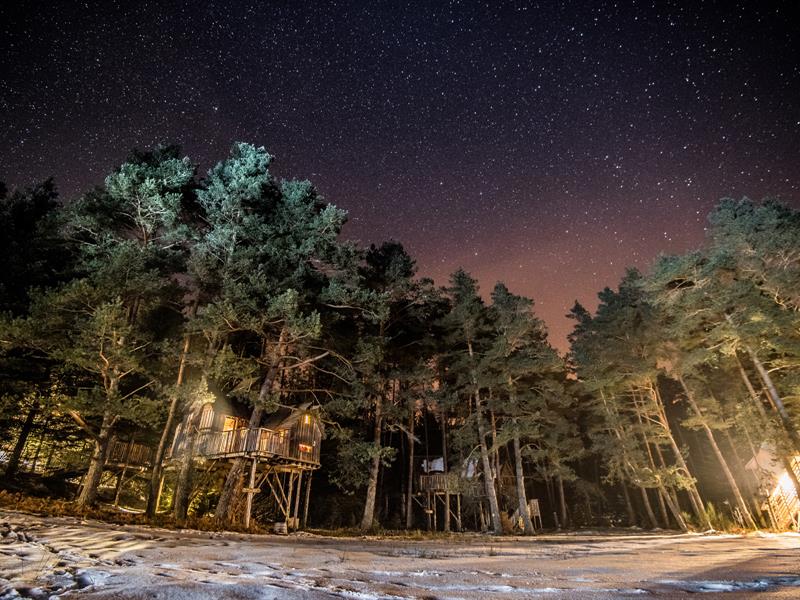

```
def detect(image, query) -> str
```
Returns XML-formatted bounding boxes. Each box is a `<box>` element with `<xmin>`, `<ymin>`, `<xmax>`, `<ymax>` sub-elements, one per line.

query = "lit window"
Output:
<box><xmin>223</xmin><ymin>416</ymin><xmax>245</xmax><ymax>431</ymax></box>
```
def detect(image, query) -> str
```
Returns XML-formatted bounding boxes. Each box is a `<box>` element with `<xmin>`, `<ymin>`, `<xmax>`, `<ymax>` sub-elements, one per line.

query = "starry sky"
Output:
<box><xmin>2</xmin><ymin>1</ymin><xmax>799</xmax><ymax>351</ymax></box>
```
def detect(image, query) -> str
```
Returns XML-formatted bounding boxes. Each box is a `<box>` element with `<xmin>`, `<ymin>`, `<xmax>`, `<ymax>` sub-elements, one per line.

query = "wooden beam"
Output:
<box><xmin>243</xmin><ymin>457</ymin><xmax>258</xmax><ymax>530</ymax></box>
<box><xmin>286</xmin><ymin>472</ymin><xmax>295</xmax><ymax>526</ymax></box>
<box><xmin>292</xmin><ymin>471</ymin><xmax>303</xmax><ymax>530</ymax></box>
<box><xmin>264</xmin><ymin>468</ymin><xmax>290</xmax><ymax>519</ymax></box>
<box><xmin>302</xmin><ymin>472</ymin><xmax>313</xmax><ymax>529</ymax></box>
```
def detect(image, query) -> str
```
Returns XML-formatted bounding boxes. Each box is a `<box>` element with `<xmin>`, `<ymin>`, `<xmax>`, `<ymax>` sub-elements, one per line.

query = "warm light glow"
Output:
<box><xmin>223</xmin><ymin>416</ymin><xmax>246</xmax><ymax>431</ymax></box>
<box><xmin>776</xmin><ymin>470</ymin><xmax>799</xmax><ymax>500</ymax></box>
<box><xmin>299</xmin><ymin>443</ymin><xmax>312</xmax><ymax>453</ymax></box>
<box><xmin>304</xmin><ymin>414</ymin><xmax>311</xmax><ymax>424</ymax></box>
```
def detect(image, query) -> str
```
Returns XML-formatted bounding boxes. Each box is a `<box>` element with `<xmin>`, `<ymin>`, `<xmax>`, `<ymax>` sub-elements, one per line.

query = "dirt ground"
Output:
<box><xmin>1</xmin><ymin>509</ymin><xmax>798</xmax><ymax>599</ymax></box>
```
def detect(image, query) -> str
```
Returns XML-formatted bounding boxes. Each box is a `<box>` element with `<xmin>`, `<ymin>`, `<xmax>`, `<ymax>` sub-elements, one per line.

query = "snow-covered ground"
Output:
<box><xmin>1</xmin><ymin>510</ymin><xmax>798</xmax><ymax>599</ymax></box>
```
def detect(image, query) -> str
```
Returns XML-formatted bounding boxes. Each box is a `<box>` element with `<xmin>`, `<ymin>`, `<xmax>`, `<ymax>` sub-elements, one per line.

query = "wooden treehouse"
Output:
<box><xmin>417</xmin><ymin>469</ymin><xmax>464</xmax><ymax>531</ymax></box>
<box><xmin>414</xmin><ymin>457</ymin><xmax>543</xmax><ymax>533</ymax></box>
<box><xmin>72</xmin><ymin>437</ymin><xmax>155</xmax><ymax>507</ymax></box>
<box><xmin>746</xmin><ymin>445</ymin><xmax>800</xmax><ymax>531</ymax></box>
<box><xmin>107</xmin><ymin>438</ymin><xmax>154</xmax><ymax>469</ymax></box>
<box><xmin>167</xmin><ymin>400</ymin><xmax>322</xmax><ymax>530</ymax></box>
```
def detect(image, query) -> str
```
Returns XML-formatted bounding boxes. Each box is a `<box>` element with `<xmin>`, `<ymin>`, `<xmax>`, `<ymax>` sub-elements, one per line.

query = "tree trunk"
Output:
<box><xmin>512</xmin><ymin>428</ymin><xmax>535</xmax><ymax>534</ymax></box>
<box><xmin>544</xmin><ymin>470</ymin><xmax>555</xmax><ymax>509</ymax></box>
<box><xmin>600</xmin><ymin>389</ymin><xmax>658</xmax><ymax>529</ymax></box>
<box><xmin>651</xmin><ymin>434</ymin><xmax>688</xmax><ymax>531</ymax></box>
<box><xmin>216</xmin><ymin>462</ymin><xmax>247</xmax><ymax>527</ymax></box>
<box><xmin>215</xmin><ymin>384</ymin><xmax>271</xmax><ymax>527</ymax></box>
<box><xmin>727</xmin><ymin>314</ymin><xmax>800</xmax><ymax>451</ymax></box>
<box><xmin>639</xmin><ymin>486</ymin><xmax>658</xmax><ymax>529</ymax></box>
<box><xmin>466</xmin><ymin>340</ymin><xmax>502</xmax><ymax>535</ymax></box>
<box><xmin>5</xmin><ymin>400</ymin><xmax>38</xmax><ymax>478</ymax></box>
<box><xmin>490</xmin><ymin>408</ymin><xmax>501</xmax><ymax>492</ymax></box>
<box><xmin>649</xmin><ymin>382</ymin><xmax>710</xmax><ymax>529</ymax></box>
<box><xmin>360</xmin><ymin>393</ymin><xmax>383</xmax><ymax>531</ymax></box>
<box><xmin>632</xmin><ymin>394</ymin><xmax>668</xmax><ymax>528</ymax></box>
<box><xmin>476</xmin><ymin>391</ymin><xmax>503</xmax><ymax>534</ymax></box>
<box><xmin>76</xmin><ymin>411</ymin><xmax>115</xmax><ymax>507</ymax></box>
<box><xmin>651</xmin><ymin>432</ymin><xmax>682</xmax><ymax>514</ymax></box>
<box><xmin>736</xmin><ymin>355</ymin><xmax>769</xmax><ymax>421</ymax></box>
<box><xmin>146</xmin><ymin>331</ymin><xmax>192</xmax><ymax>518</ymax></box>
<box><xmin>441</xmin><ymin>403</ymin><xmax>450</xmax><ymax>533</ymax></box>
<box><xmin>654</xmin><ymin>486</ymin><xmax>669</xmax><ymax>527</ymax></box>
<box><xmin>678</xmin><ymin>375</ymin><xmax>758</xmax><ymax>529</ymax></box>
<box><xmin>748</xmin><ymin>350</ymin><xmax>796</xmax><ymax>436</ymax></box>
<box><xmin>405</xmin><ymin>402</ymin><xmax>415</xmax><ymax>529</ymax></box>
<box><xmin>215</xmin><ymin>329</ymin><xmax>287</xmax><ymax>528</ymax></box>
<box><xmin>173</xmin><ymin>409</ymin><xmax>199</xmax><ymax>524</ymax></box>
<box><xmin>622</xmin><ymin>484</ymin><xmax>636</xmax><ymax>526</ymax></box>
<box><xmin>660</xmin><ymin>485</ymin><xmax>689</xmax><ymax>531</ymax></box>
<box><xmin>174</xmin><ymin>334</ymin><xmax>222</xmax><ymax>524</ymax></box>
<box><xmin>557</xmin><ymin>472</ymin><xmax>568</xmax><ymax>528</ymax></box>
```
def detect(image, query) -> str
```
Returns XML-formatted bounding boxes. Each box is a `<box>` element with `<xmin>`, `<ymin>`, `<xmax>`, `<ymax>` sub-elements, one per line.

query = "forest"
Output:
<box><xmin>1</xmin><ymin>142</ymin><xmax>799</xmax><ymax>535</ymax></box>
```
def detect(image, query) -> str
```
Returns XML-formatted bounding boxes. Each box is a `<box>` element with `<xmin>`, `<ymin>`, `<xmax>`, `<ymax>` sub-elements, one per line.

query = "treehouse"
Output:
<box><xmin>167</xmin><ymin>399</ymin><xmax>322</xmax><ymax>466</ymax></box>
<box><xmin>166</xmin><ymin>398</ymin><xmax>323</xmax><ymax>530</ymax></box>
<box><xmin>413</xmin><ymin>456</ymin><xmax>474</xmax><ymax>532</ymax></box>
<box><xmin>746</xmin><ymin>444</ymin><xmax>800</xmax><ymax>531</ymax></box>
<box><xmin>107</xmin><ymin>438</ymin><xmax>153</xmax><ymax>469</ymax></box>
<box><xmin>418</xmin><ymin>469</ymin><xmax>463</xmax><ymax>531</ymax></box>
<box><xmin>69</xmin><ymin>436</ymin><xmax>156</xmax><ymax>508</ymax></box>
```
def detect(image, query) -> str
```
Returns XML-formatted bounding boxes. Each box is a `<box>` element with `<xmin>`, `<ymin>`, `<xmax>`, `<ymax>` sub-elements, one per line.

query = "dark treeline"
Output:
<box><xmin>1</xmin><ymin>143</ymin><xmax>798</xmax><ymax>533</ymax></box>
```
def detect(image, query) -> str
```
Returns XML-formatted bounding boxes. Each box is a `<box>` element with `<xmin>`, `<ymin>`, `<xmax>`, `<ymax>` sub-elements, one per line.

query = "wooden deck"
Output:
<box><xmin>188</xmin><ymin>427</ymin><xmax>320</xmax><ymax>468</ymax></box>
<box><xmin>107</xmin><ymin>439</ymin><xmax>153</xmax><ymax>468</ymax></box>
<box><xmin>419</xmin><ymin>472</ymin><xmax>461</xmax><ymax>493</ymax></box>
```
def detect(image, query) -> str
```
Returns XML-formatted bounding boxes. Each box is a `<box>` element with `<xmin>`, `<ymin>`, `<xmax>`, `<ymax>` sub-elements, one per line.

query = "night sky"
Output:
<box><xmin>2</xmin><ymin>1</ymin><xmax>799</xmax><ymax>351</ymax></box>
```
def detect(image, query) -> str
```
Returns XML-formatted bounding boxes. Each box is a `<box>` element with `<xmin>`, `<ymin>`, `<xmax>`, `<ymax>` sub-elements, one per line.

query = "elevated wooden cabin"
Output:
<box><xmin>168</xmin><ymin>401</ymin><xmax>321</xmax><ymax>467</ymax></box>
<box><xmin>746</xmin><ymin>444</ymin><xmax>800</xmax><ymax>531</ymax></box>
<box><xmin>166</xmin><ymin>398</ymin><xmax>323</xmax><ymax>530</ymax></box>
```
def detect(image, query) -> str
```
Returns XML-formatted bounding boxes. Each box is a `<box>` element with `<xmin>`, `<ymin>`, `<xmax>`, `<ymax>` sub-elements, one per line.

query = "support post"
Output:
<box><xmin>302</xmin><ymin>472</ymin><xmax>313</xmax><ymax>529</ymax></box>
<box><xmin>292</xmin><ymin>471</ymin><xmax>303</xmax><ymax>530</ymax></box>
<box><xmin>426</xmin><ymin>491</ymin><xmax>432</xmax><ymax>530</ymax></box>
<box><xmin>243</xmin><ymin>457</ymin><xmax>258</xmax><ymax>530</ymax></box>
<box><xmin>154</xmin><ymin>473</ymin><xmax>166</xmax><ymax>514</ymax></box>
<box><xmin>286</xmin><ymin>472</ymin><xmax>295</xmax><ymax>525</ymax></box>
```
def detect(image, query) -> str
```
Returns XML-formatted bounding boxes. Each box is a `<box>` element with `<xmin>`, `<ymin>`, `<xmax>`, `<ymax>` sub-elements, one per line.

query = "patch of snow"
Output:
<box><xmin>660</xmin><ymin>577</ymin><xmax>800</xmax><ymax>593</ymax></box>
<box><xmin>73</xmin><ymin>568</ymin><xmax>111</xmax><ymax>587</ymax></box>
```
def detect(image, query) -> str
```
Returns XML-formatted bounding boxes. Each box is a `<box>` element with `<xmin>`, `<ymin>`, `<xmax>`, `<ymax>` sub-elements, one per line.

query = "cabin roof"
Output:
<box><xmin>262</xmin><ymin>402</ymin><xmax>320</xmax><ymax>430</ymax></box>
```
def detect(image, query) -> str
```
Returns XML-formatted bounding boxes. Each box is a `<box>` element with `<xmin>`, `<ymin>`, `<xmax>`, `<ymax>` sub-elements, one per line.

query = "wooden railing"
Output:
<box><xmin>193</xmin><ymin>427</ymin><xmax>320</xmax><ymax>464</ymax></box>
<box><xmin>107</xmin><ymin>439</ymin><xmax>153</xmax><ymax>467</ymax></box>
<box><xmin>419</xmin><ymin>472</ymin><xmax>461</xmax><ymax>493</ymax></box>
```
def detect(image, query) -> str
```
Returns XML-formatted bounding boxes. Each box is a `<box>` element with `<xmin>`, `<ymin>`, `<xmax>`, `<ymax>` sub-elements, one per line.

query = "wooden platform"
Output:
<box><xmin>192</xmin><ymin>427</ymin><xmax>319</xmax><ymax>469</ymax></box>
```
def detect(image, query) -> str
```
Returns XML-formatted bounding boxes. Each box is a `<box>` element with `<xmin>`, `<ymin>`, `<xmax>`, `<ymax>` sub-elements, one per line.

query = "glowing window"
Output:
<box><xmin>223</xmin><ymin>416</ymin><xmax>245</xmax><ymax>431</ymax></box>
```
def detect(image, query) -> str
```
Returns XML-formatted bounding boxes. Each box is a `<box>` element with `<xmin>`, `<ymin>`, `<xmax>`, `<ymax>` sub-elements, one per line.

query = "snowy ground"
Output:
<box><xmin>1</xmin><ymin>510</ymin><xmax>799</xmax><ymax>599</ymax></box>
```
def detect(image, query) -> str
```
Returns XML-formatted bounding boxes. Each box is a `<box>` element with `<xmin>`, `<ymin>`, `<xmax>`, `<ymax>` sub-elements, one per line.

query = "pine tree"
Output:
<box><xmin>440</xmin><ymin>269</ymin><xmax>503</xmax><ymax>534</ymax></box>
<box><xmin>195</xmin><ymin>144</ymin><xmax>349</xmax><ymax>527</ymax></box>
<box><xmin>14</xmin><ymin>146</ymin><xmax>195</xmax><ymax>506</ymax></box>
<box><xmin>485</xmin><ymin>283</ymin><xmax>562</xmax><ymax>534</ymax></box>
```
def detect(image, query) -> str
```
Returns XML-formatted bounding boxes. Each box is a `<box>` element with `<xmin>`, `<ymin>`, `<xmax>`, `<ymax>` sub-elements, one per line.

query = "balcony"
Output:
<box><xmin>193</xmin><ymin>427</ymin><xmax>320</xmax><ymax>466</ymax></box>
<box><xmin>107</xmin><ymin>439</ymin><xmax>153</xmax><ymax>467</ymax></box>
